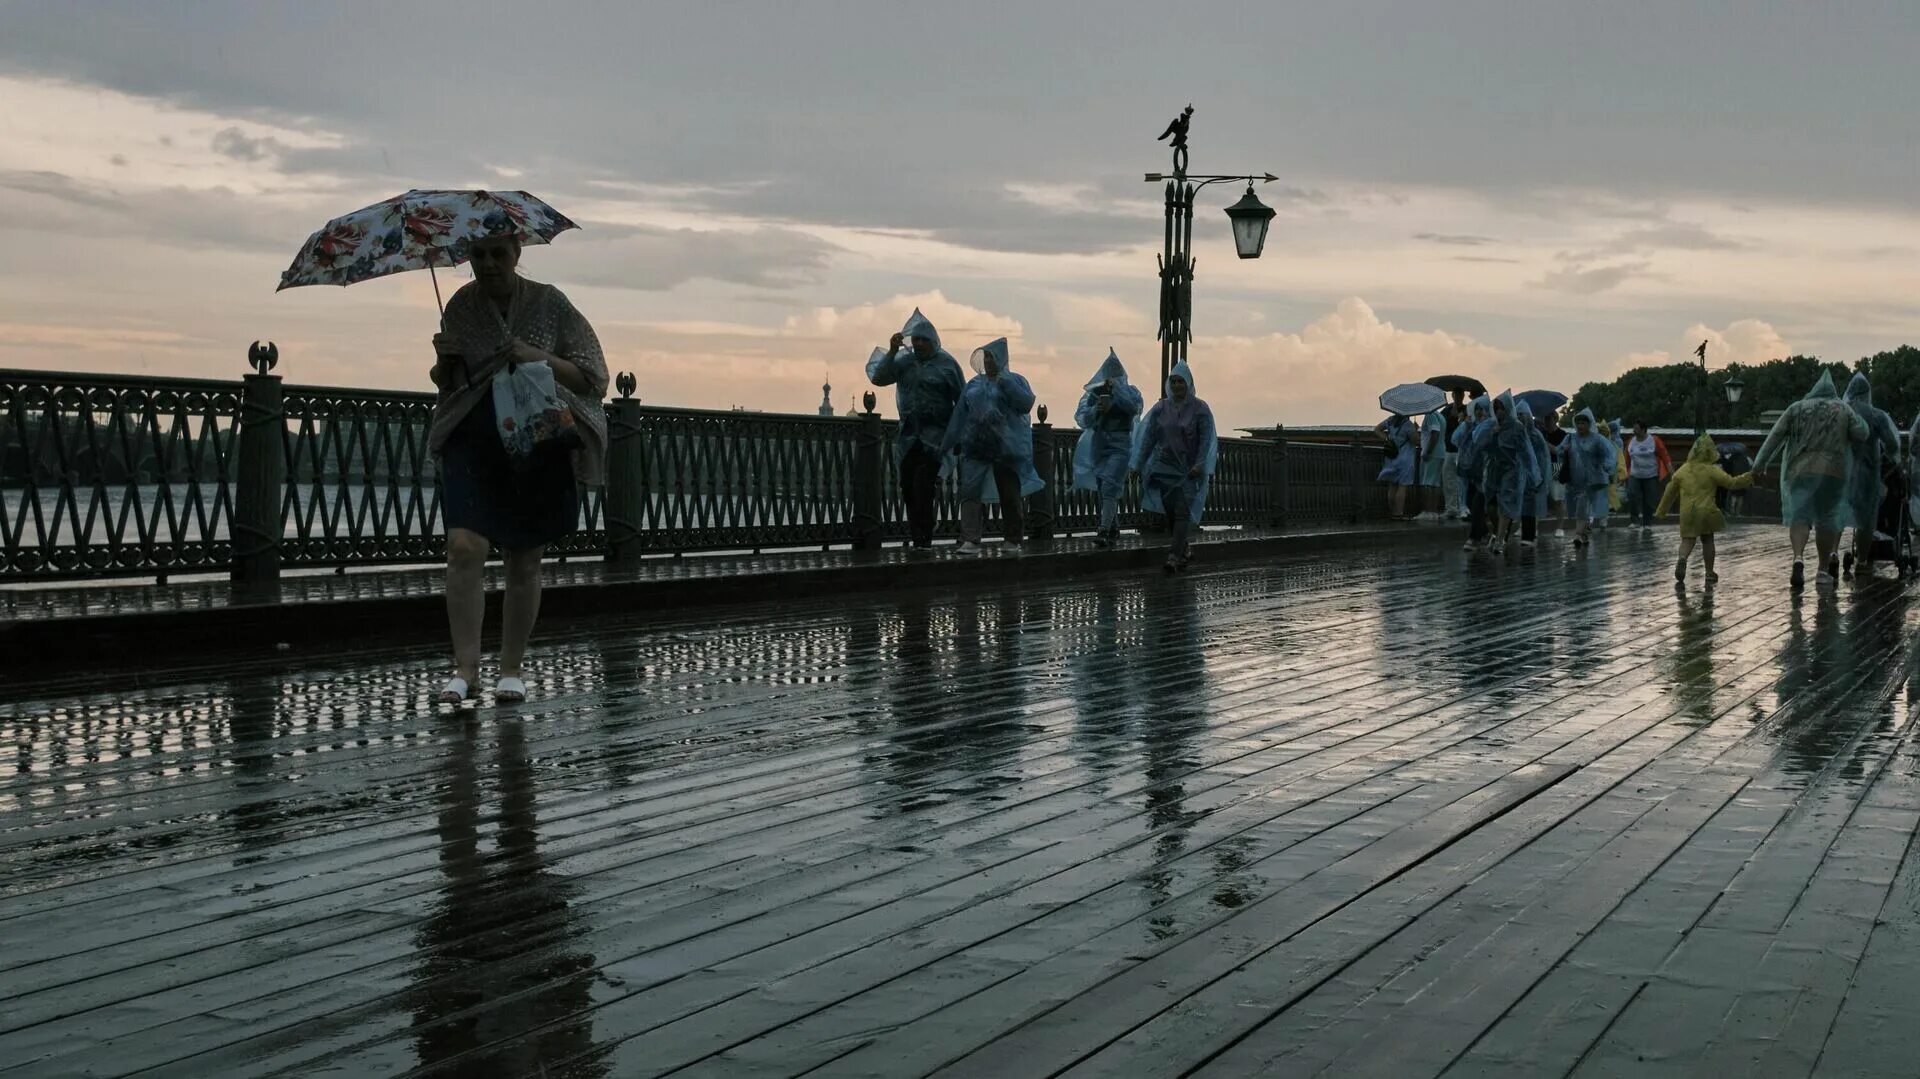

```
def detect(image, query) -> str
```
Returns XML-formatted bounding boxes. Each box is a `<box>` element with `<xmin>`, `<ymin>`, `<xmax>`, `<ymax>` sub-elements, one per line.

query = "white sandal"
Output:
<box><xmin>494</xmin><ymin>676</ymin><xmax>528</xmax><ymax>703</ymax></box>
<box><xmin>437</xmin><ymin>676</ymin><xmax>471</xmax><ymax>705</ymax></box>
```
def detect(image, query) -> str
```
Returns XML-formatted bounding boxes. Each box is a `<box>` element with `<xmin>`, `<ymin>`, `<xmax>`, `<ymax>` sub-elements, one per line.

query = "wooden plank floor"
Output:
<box><xmin>4</xmin><ymin>525</ymin><xmax>1919</xmax><ymax>1077</ymax></box>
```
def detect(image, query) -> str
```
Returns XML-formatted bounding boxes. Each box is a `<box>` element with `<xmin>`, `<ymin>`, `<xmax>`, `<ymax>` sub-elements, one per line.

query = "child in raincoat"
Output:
<box><xmin>1842</xmin><ymin>373</ymin><xmax>1901</xmax><ymax>576</ymax></box>
<box><xmin>1132</xmin><ymin>361</ymin><xmax>1217</xmax><ymax>573</ymax></box>
<box><xmin>1072</xmin><ymin>349</ymin><xmax>1144</xmax><ymax>547</ymax></box>
<box><xmin>1566</xmin><ymin>409</ymin><xmax>1618</xmax><ymax>547</ymax></box>
<box><xmin>1656</xmin><ymin>434</ymin><xmax>1754</xmax><ymax>585</ymax></box>
<box><xmin>939</xmin><ymin>337</ymin><xmax>1044</xmax><ymax>555</ymax></box>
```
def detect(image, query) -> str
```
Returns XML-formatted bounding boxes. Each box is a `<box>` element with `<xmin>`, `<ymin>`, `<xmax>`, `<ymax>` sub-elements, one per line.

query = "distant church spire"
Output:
<box><xmin>818</xmin><ymin>370</ymin><xmax>834</xmax><ymax>416</ymax></box>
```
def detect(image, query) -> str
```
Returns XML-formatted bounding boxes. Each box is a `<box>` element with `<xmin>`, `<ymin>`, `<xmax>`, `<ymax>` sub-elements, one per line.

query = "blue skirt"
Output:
<box><xmin>438</xmin><ymin>394</ymin><xmax>580</xmax><ymax>551</ymax></box>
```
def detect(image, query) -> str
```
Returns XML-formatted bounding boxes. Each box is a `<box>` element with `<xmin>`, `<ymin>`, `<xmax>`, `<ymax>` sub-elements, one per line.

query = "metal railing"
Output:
<box><xmin>2</xmin><ymin>364</ymin><xmax>1398</xmax><ymax>582</ymax></box>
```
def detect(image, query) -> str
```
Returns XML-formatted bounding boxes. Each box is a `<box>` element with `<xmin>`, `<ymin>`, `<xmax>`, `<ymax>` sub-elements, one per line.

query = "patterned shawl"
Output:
<box><xmin>430</xmin><ymin>275</ymin><xmax>609</xmax><ymax>484</ymax></box>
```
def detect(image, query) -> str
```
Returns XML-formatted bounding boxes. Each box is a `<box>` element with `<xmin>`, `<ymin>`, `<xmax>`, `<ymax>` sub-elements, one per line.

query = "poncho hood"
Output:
<box><xmin>1846</xmin><ymin>372</ymin><xmax>1875</xmax><ymax>411</ymax></box>
<box><xmin>1166</xmin><ymin>360</ymin><xmax>1197</xmax><ymax>398</ymax></box>
<box><xmin>1689</xmin><ymin>433</ymin><xmax>1718</xmax><ymax>464</ymax></box>
<box><xmin>902</xmin><ymin>308</ymin><xmax>940</xmax><ymax>349</ymax></box>
<box><xmin>969</xmin><ymin>337</ymin><xmax>1011</xmax><ymax>377</ymax></box>
<box><xmin>1085</xmin><ymin>349</ymin><xmax>1129</xmax><ymax>393</ymax></box>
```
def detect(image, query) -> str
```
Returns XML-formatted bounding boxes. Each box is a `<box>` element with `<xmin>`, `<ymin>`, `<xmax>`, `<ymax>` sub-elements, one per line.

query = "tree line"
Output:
<box><xmin>1567</xmin><ymin>345</ymin><xmax>1920</xmax><ymax>429</ymax></box>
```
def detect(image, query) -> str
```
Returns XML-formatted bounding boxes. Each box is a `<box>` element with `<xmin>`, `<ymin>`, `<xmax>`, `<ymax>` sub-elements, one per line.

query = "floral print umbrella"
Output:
<box><xmin>276</xmin><ymin>189</ymin><xmax>578</xmax><ymax>309</ymax></box>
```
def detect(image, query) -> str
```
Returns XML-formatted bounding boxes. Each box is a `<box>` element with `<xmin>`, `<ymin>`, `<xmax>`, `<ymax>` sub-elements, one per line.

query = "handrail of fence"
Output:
<box><xmin>1</xmin><ymin>363</ymin><xmax>1396</xmax><ymax>582</ymax></box>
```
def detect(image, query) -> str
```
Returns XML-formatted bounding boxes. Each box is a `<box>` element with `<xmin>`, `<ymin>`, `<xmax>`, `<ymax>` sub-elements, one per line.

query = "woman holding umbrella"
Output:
<box><xmin>281</xmin><ymin>190</ymin><xmax>603</xmax><ymax>704</ymax></box>
<box><xmin>431</xmin><ymin>230</ymin><xmax>608</xmax><ymax>703</ymax></box>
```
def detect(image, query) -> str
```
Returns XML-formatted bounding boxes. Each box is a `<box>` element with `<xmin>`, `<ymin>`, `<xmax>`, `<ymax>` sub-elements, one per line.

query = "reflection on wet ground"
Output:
<box><xmin>5</xmin><ymin>526</ymin><xmax>1920</xmax><ymax>1076</ymax></box>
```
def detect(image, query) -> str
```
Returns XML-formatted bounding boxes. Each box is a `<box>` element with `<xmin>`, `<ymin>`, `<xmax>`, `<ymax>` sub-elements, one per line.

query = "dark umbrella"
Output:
<box><xmin>1426</xmin><ymin>375</ymin><xmax>1487</xmax><ymax>397</ymax></box>
<box><xmin>1516</xmin><ymin>389</ymin><xmax>1569</xmax><ymax>416</ymax></box>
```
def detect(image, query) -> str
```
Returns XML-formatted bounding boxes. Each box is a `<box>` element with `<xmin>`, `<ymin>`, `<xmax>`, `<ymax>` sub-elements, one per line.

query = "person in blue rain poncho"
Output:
<box><xmin>939</xmin><ymin>337</ymin><xmax>1044</xmax><ymax>555</ymax></box>
<box><xmin>1565</xmin><ymin>409</ymin><xmax>1618</xmax><ymax>547</ymax></box>
<box><xmin>866</xmin><ymin>308</ymin><xmax>965</xmax><ymax>553</ymax></box>
<box><xmin>1373</xmin><ymin>412</ymin><xmax>1419</xmax><ymax>519</ymax></box>
<box><xmin>1131</xmin><ymin>361</ymin><xmax>1217</xmax><ymax>573</ymax></box>
<box><xmin>1418</xmin><ymin>408</ymin><xmax>1448</xmax><ymax>519</ymax></box>
<box><xmin>1515</xmin><ymin>399</ymin><xmax>1552</xmax><ymax>547</ymax></box>
<box><xmin>1480</xmin><ymin>391</ymin><xmax>1537</xmax><ymax>555</ymax></box>
<box><xmin>1752</xmin><ymin>370</ymin><xmax>1870</xmax><ymax>591</ymax></box>
<box><xmin>1451</xmin><ymin>395</ymin><xmax>1492</xmax><ymax>550</ymax></box>
<box><xmin>1072</xmin><ymin>349</ymin><xmax>1145</xmax><ymax>547</ymax></box>
<box><xmin>1909</xmin><ymin>413</ymin><xmax>1920</xmax><ymax>532</ymax></box>
<box><xmin>1842</xmin><ymin>372</ymin><xmax>1902</xmax><ymax>577</ymax></box>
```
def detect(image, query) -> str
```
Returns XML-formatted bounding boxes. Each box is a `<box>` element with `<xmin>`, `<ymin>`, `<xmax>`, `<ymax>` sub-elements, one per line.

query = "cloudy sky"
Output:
<box><xmin>2</xmin><ymin>2</ymin><xmax>1915</xmax><ymax>430</ymax></box>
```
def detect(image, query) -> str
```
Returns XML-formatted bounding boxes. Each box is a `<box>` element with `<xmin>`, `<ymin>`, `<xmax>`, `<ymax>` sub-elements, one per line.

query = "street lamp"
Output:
<box><xmin>1723</xmin><ymin>372</ymin><xmax>1745</xmax><ymax>426</ymax></box>
<box><xmin>1223</xmin><ymin>184</ymin><xmax>1277</xmax><ymax>259</ymax></box>
<box><xmin>1145</xmin><ymin>104</ymin><xmax>1279</xmax><ymax>394</ymax></box>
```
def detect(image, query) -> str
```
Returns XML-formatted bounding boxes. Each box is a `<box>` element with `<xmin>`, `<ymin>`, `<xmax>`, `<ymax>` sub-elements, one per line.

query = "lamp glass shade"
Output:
<box><xmin>1223</xmin><ymin>187</ymin><xmax>1276</xmax><ymax>259</ymax></box>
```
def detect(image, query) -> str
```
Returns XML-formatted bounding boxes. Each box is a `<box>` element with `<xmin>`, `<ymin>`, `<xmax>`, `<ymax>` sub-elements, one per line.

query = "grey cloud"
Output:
<box><xmin>1415</xmin><ymin>232</ymin><xmax>1497</xmax><ymax>246</ymax></box>
<box><xmin>0</xmin><ymin>169</ymin><xmax>122</xmax><ymax>210</ymax></box>
<box><xmin>1604</xmin><ymin>222</ymin><xmax>1743</xmax><ymax>253</ymax></box>
<box><xmin>0</xmin><ymin>170</ymin><xmax>296</xmax><ymax>253</ymax></box>
<box><xmin>560</xmin><ymin>222</ymin><xmax>837</xmax><ymax>292</ymax></box>
<box><xmin>1534</xmin><ymin>261</ymin><xmax>1654</xmax><ymax>295</ymax></box>
<box><xmin>0</xmin><ymin>4</ymin><xmax>1915</xmax><ymax>254</ymax></box>
<box><xmin>211</xmin><ymin>127</ymin><xmax>282</xmax><ymax>162</ymax></box>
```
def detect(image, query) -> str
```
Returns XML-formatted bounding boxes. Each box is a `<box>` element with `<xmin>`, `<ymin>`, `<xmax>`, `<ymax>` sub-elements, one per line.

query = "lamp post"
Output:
<box><xmin>1146</xmin><ymin>104</ymin><xmax>1279</xmax><ymax>395</ymax></box>
<box><xmin>1723</xmin><ymin>371</ymin><xmax>1745</xmax><ymax>426</ymax></box>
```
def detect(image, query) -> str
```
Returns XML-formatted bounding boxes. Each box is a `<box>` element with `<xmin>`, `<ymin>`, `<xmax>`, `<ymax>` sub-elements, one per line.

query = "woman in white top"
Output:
<box><xmin>1624</xmin><ymin>422</ymin><xmax>1666</xmax><ymax>528</ymax></box>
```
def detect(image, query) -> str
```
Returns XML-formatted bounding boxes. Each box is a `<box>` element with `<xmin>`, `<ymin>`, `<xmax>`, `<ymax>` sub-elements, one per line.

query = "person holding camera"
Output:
<box><xmin>1072</xmin><ymin>349</ymin><xmax>1144</xmax><ymax>546</ymax></box>
<box><xmin>867</xmin><ymin>308</ymin><xmax>965</xmax><ymax>551</ymax></box>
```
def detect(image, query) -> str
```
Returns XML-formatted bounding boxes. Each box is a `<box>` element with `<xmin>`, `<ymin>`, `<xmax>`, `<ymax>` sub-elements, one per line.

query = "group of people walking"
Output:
<box><xmin>866</xmin><ymin>309</ymin><xmax>1219</xmax><ymax>572</ymax></box>
<box><xmin>1377</xmin><ymin>370</ymin><xmax>1915</xmax><ymax>593</ymax></box>
<box><xmin>415</xmin><ymin>235</ymin><xmax>1907</xmax><ymax>706</ymax></box>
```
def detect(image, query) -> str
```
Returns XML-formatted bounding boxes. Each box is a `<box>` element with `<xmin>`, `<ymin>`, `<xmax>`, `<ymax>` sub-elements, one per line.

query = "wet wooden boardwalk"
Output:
<box><xmin>5</xmin><ymin>525</ymin><xmax>1920</xmax><ymax>1077</ymax></box>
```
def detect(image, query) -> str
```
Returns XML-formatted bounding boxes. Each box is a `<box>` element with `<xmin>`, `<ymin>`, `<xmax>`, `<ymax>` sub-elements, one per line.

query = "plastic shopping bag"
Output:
<box><xmin>492</xmin><ymin>361</ymin><xmax>582</xmax><ymax>467</ymax></box>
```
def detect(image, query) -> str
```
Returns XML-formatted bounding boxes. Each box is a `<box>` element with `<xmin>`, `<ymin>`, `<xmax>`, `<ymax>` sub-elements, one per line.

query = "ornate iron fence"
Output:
<box><xmin>3</xmin><ymin>365</ymin><xmax>1400</xmax><ymax>582</ymax></box>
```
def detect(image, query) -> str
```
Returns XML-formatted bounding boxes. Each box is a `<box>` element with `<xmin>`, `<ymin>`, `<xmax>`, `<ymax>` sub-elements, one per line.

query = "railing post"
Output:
<box><xmin>1028</xmin><ymin>405</ymin><xmax>1056</xmax><ymax>543</ymax></box>
<box><xmin>1269</xmin><ymin>431</ymin><xmax>1288</xmax><ymax>529</ymax></box>
<box><xmin>853</xmin><ymin>391</ymin><xmax>883</xmax><ymax>551</ymax></box>
<box><xmin>232</xmin><ymin>342</ymin><xmax>284</xmax><ymax>583</ymax></box>
<box><xmin>1349</xmin><ymin>436</ymin><xmax>1366</xmax><ymax>524</ymax></box>
<box><xmin>605</xmin><ymin>372</ymin><xmax>644</xmax><ymax>564</ymax></box>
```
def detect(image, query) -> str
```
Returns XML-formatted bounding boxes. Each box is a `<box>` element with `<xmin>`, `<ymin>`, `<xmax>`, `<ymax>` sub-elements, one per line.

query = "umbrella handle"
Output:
<box><xmin>428</xmin><ymin>261</ymin><xmax>445</xmax><ymax>316</ymax></box>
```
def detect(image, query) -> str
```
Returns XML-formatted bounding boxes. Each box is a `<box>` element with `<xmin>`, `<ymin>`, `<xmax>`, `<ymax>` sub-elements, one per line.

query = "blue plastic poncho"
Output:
<box><xmin>865</xmin><ymin>308</ymin><xmax>966</xmax><ymax>462</ymax></box>
<box><xmin>1515</xmin><ymin>400</ymin><xmax>1551</xmax><ymax>518</ymax></box>
<box><xmin>1909</xmin><ymin>413</ymin><xmax>1920</xmax><ymax>527</ymax></box>
<box><xmin>1483</xmin><ymin>390</ymin><xmax>1537</xmax><ymax>519</ymax></box>
<box><xmin>1753</xmin><ymin>371</ymin><xmax>1871</xmax><ymax>531</ymax></box>
<box><xmin>1131</xmin><ymin>361</ymin><xmax>1218</xmax><ymax>524</ymax></box>
<box><xmin>1452</xmin><ymin>397</ymin><xmax>1492</xmax><ymax>485</ymax></box>
<box><xmin>1843</xmin><ymin>373</ymin><xmax>1902</xmax><ymax>532</ymax></box>
<box><xmin>939</xmin><ymin>337</ymin><xmax>1045</xmax><ymax>503</ymax></box>
<box><xmin>1566</xmin><ymin>408</ymin><xmax>1619</xmax><ymax>518</ymax></box>
<box><xmin>1376</xmin><ymin>415</ymin><xmax>1418</xmax><ymax>485</ymax></box>
<box><xmin>1419</xmin><ymin>409</ymin><xmax>1448</xmax><ymax>487</ymax></box>
<box><xmin>1072</xmin><ymin>349</ymin><xmax>1144</xmax><ymax>495</ymax></box>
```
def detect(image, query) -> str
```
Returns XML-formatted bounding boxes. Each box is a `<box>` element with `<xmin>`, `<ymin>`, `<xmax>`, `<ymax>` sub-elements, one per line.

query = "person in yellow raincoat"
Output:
<box><xmin>1657</xmin><ymin>434</ymin><xmax>1754</xmax><ymax>585</ymax></box>
<box><xmin>1602</xmin><ymin>421</ymin><xmax>1625</xmax><ymax>516</ymax></box>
